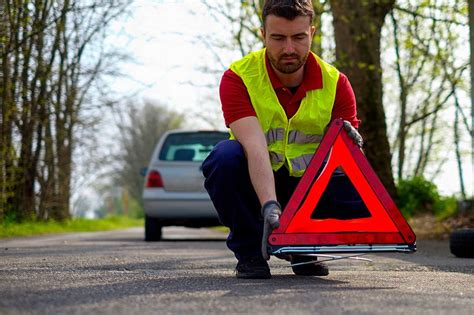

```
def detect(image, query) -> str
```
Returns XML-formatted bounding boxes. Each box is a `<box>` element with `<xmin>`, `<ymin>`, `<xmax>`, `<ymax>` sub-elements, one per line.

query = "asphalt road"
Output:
<box><xmin>0</xmin><ymin>227</ymin><xmax>473</xmax><ymax>315</ymax></box>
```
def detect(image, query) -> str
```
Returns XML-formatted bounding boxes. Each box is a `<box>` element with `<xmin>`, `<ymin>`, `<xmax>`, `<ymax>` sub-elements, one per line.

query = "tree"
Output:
<box><xmin>385</xmin><ymin>1</ymin><xmax>470</xmax><ymax>197</ymax></box>
<box><xmin>112</xmin><ymin>101</ymin><xmax>184</xmax><ymax>205</ymax></box>
<box><xmin>330</xmin><ymin>0</ymin><xmax>397</xmax><ymax>197</ymax></box>
<box><xmin>470</xmin><ymin>0</ymin><xmax>474</xmax><ymax>178</ymax></box>
<box><xmin>0</xmin><ymin>1</ymin><xmax>14</xmax><ymax>221</ymax></box>
<box><xmin>0</xmin><ymin>0</ymin><xmax>132</xmax><ymax>222</ymax></box>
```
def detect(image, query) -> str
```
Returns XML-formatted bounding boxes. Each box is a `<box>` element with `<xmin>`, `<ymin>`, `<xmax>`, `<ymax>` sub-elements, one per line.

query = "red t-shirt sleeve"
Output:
<box><xmin>331</xmin><ymin>72</ymin><xmax>360</xmax><ymax>128</ymax></box>
<box><xmin>219</xmin><ymin>69</ymin><xmax>256</xmax><ymax>127</ymax></box>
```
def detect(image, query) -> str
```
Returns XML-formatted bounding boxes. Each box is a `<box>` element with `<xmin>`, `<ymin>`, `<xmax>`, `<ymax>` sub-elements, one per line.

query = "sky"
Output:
<box><xmin>107</xmin><ymin>0</ymin><xmax>233</xmax><ymax>128</ymax></box>
<box><xmin>74</xmin><ymin>0</ymin><xmax>472</xmax><ymax>211</ymax></box>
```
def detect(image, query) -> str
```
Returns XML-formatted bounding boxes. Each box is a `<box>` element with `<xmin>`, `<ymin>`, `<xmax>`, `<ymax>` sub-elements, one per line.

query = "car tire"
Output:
<box><xmin>449</xmin><ymin>229</ymin><xmax>474</xmax><ymax>258</ymax></box>
<box><xmin>145</xmin><ymin>215</ymin><xmax>162</xmax><ymax>241</ymax></box>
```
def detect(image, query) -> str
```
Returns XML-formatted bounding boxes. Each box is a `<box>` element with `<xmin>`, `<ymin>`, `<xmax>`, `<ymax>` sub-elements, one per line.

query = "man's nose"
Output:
<box><xmin>283</xmin><ymin>39</ymin><xmax>296</xmax><ymax>54</ymax></box>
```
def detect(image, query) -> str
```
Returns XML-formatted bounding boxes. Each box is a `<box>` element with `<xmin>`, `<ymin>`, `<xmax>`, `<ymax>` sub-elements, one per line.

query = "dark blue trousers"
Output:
<box><xmin>201</xmin><ymin>140</ymin><xmax>369</xmax><ymax>261</ymax></box>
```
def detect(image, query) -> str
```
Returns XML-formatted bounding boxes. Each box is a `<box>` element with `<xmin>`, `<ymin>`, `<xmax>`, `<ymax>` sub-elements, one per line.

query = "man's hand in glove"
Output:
<box><xmin>261</xmin><ymin>200</ymin><xmax>281</xmax><ymax>260</ymax></box>
<box><xmin>343</xmin><ymin>120</ymin><xmax>363</xmax><ymax>148</ymax></box>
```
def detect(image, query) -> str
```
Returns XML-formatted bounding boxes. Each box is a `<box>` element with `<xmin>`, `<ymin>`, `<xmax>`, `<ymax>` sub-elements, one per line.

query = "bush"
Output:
<box><xmin>396</xmin><ymin>176</ymin><xmax>458</xmax><ymax>219</ymax></box>
<box><xmin>435</xmin><ymin>196</ymin><xmax>458</xmax><ymax>220</ymax></box>
<box><xmin>128</xmin><ymin>197</ymin><xmax>145</xmax><ymax>219</ymax></box>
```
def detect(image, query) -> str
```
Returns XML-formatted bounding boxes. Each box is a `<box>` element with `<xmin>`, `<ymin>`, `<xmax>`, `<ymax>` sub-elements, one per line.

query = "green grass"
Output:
<box><xmin>0</xmin><ymin>216</ymin><xmax>143</xmax><ymax>239</ymax></box>
<box><xmin>210</xmin><ymin>226</ymin><xmax>229</xmax><ymax>233</ymax></box>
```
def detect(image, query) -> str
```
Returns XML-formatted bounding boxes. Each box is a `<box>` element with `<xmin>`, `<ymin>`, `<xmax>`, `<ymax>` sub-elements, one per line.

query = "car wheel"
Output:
<box><xmin>449</xmin><ymin>229</ymin><xmax>474</xmax><ymax>258</ymax></box>
<box><xmin>145</xmin><ymin>215</ymin><xmax>162</xmax><ymax>241</ymax></box>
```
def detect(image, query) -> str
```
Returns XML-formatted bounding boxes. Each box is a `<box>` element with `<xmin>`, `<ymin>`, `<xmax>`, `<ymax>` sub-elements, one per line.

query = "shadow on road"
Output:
<box><xmin>1</xmin><ymin>272</ymin><xmax>397</xmax><ymax>311</ymax></box>
<box><xmin>374</xmin><ymin>240</ymin><xmax>474</xmax><ymax>275</ymax></box>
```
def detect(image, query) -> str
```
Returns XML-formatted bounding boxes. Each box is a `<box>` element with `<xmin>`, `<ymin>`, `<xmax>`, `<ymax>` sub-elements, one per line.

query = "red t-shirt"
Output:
<box><xmin>219</xmin><ymin>52</ymin><xmax>360</xmax><ymax>128</ymax></box>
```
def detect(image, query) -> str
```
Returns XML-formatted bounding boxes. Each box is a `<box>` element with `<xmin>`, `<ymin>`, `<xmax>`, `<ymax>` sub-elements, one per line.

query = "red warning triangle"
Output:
<box><xmin>269</xmin><ymin>119</ymin><xmax>416</xmax><ymax>250</ymax></box>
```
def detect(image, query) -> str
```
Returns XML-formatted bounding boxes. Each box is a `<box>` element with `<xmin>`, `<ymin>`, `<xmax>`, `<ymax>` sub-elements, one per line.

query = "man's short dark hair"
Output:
<box><xmin>262</xmin><ymin>0</ymin><xmax>314</xmax><ymax>26</ymax></box>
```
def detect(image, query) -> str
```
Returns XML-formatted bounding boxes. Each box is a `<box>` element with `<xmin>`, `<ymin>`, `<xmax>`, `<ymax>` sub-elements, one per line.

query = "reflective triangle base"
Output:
<box><xmin>270</xmin><ymin>243</ymin><xmax>416</xmax><ymax>255</ymax></box>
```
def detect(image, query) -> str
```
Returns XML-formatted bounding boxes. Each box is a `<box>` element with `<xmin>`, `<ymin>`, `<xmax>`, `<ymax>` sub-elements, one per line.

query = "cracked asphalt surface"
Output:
<box><xmin>0</xmin><ymin>227</ymin><xmax>473</xmax><ymax>314</ymax></box>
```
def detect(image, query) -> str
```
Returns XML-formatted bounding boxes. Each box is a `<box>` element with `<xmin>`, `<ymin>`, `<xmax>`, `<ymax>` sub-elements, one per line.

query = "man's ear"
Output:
<box><xmin>260</xmin><ymin>27</ymin><xmax>266</xmax><ymax>45</ymax></box>
<box><xmin>310</xmin><ymin>25</ymin><xmax>316</xmax><ymax>37</ymax></box>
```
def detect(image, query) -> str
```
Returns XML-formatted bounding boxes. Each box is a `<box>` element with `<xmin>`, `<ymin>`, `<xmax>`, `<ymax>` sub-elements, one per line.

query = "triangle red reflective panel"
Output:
<box><xmin>269</xmin><ymin>119</ymin><xmax>416</xmax><ymax>253</ymax></box>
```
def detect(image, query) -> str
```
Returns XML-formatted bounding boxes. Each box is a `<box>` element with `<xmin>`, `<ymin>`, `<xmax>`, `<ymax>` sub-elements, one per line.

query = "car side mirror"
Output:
<box><xmin>139</xmin><ymin>167</ymin><xmax>148</xmax><ymax>177</ymax></box>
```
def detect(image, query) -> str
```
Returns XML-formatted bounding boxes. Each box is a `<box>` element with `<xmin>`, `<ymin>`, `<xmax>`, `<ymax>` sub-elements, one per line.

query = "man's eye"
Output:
<box><xmin>272</xmin><ymin>36</ymin><xmax>284</xmax><ymax>41</ymax></box>
<box><xmin>295</xmin><ymin>36</ymin><xmax>306</xmax><ymax>40</ymax></box>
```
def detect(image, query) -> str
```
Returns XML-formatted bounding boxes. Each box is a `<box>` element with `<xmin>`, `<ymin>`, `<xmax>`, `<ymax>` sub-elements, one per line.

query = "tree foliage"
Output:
<box><xmin>0</xmin><ymin>0</ymin><xmax>132</xmax><ymax>222</ymax></box>
<box><xmin>384</xmin><ymin>0</ymin><xmax>471</xmax><ymax>198</ymax></box>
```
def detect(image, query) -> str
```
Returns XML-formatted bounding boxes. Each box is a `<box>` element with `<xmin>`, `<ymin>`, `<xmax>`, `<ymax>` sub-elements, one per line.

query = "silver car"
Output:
<box><xmin>142</xmin><ymin>130</ymin><xmax>229</xmax><ymax>241</ymax></box>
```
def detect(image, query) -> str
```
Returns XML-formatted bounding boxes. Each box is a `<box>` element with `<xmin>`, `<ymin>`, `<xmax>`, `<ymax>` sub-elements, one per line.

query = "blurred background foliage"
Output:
<box><xmin>397</xmin><ymin>176</ymin><xmax>458</xmax><ymax>219</ymax></box>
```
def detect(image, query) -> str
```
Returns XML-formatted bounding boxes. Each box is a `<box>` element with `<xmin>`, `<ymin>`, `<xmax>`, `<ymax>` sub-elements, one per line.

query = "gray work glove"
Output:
<box><xmin>261</xmin><ymin>200</ymin><xmax>282</xmax><ymax>260</ymax></box>
<box><xmin>343</xmin><ymin>120</ymin><xmax>363</xmax><ymax>148</ymax></box>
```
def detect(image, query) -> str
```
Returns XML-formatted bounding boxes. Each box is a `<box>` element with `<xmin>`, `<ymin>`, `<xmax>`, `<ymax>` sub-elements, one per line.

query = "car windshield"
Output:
<box><xmin>159</xmin><ymin>131</ymin><xmax>229</xmax><ymax>162</ymax></box>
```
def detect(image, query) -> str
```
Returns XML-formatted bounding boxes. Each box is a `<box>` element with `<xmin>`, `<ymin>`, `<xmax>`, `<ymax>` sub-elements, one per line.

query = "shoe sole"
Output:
<box><xmin>293</xmin><ymin>271</ymin><xmax>329</xmax><ymax>276</ymax></box>
<box><xmin>236</xmin><ymin>273</ymin><xmax>271</xmax><ymax>279</ymax></box>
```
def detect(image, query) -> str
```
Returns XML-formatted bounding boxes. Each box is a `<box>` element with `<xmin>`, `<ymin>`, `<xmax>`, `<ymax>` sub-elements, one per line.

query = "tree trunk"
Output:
<box><xmin>389</xmin><ymin>10</ymin><xmax>408</xmax><ymax>181</ymax></box>
<box><xmin>469</xmin><ymin>0</ymin><xmax>473</xmax><ymax>175</ymax></box>
<box><xmin>454</xmin><ymin>102</ymin><xmax>466</xmax><ymax>199</ymax></box>
<box><xmin>330</xmin><ymin>0</ymin><xmax>397</xmax><ymax>198</ymax></box>
<box><xmin>0</xmin><ymin>1</ymin><xmax>10</xmax><ymax>220</ymax></box>
<box><xmin>13</xmin><ymin>1</ymin><xmax>37</xmax><ymax>221</ymax></box>
<box><xmin>311</xmin><ymin>1</ymin><xmax>325</xmax><ymax>56</ymax></box>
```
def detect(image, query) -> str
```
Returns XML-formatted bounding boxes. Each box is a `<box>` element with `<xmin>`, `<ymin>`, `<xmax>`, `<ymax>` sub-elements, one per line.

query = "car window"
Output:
<box><xmin>159</xmin><ymin>132</ymin><xmax>229</xmax><ymax>162</ymax></box>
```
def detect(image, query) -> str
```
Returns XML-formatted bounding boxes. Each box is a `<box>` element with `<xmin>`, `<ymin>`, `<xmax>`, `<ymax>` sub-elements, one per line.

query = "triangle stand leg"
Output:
<box><xmin>288</xmin><ymin>253</ymin><xmax>373</xmax><ymax>267</ymax></box>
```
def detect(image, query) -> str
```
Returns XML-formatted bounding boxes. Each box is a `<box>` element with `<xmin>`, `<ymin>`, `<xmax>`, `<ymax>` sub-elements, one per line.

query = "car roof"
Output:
<box><xmin>163</xmin><ymin>129</ymin><xmax>228</xmax><ymax>135</ymax></box>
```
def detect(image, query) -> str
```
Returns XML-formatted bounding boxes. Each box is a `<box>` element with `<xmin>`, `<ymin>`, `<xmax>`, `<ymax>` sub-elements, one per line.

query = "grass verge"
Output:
<box><xmin>409</xmin><ymin>212</ymin><xmax>474</xmax><ymax>240</ymax></box>
<box><xmin>210</xmin><ymin>226</ymin><xmax>229</xmax><ymax>233</ymax></box>
<box><xmin>0</xmin><ymin>216</ymin><xmax>143</xmax><ymax>239</ymax></box>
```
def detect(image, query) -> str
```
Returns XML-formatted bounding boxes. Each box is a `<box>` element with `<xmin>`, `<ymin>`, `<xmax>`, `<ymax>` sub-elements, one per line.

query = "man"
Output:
<box><xmin>202</xmin><ymin>0</ymin><xmax>364</xmax><ymax>279</ymax></box>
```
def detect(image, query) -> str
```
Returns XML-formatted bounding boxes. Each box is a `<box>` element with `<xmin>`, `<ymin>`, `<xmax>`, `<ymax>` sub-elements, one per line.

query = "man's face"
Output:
<box><xmin>262</xmin><ymin>15</ymin><xmax>315</xmax><ymax>74</ymax></box>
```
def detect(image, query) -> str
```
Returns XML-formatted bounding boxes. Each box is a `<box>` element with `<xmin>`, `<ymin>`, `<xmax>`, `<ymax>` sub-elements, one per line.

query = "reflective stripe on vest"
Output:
<box><xmin>290</xmin><ymin>154</ymin><xmax>315</xmax><ymax>172</ymax></box>
<box><xmin>230</xmin><ymin>49</ymin><xmax>339</xmax><ymax>176</ymax></box>
<box><xmin>266</xmin><ymin>128</ymin><xmax>285</xmax><ymax>144</ymax></box>
<box><xmin>270</xmin><ymin>152</ymin><xmax>285</xmax><ymax>164</ymax></box>
<box><xmin>287</xmin><ymin>130</ymin><xmax>324</xmax><ymax>144</ymax></box>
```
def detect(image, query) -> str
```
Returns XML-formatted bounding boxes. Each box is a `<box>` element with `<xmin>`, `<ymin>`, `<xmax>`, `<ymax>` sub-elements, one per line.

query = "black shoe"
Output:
<box><xmin>235</xmin><ymin>256</ymin><xmax>271</xmax><ymax>279</ymax></box>
<box><xmin>274</xmin><ymin>253</ymin><xmax>292</xmax><ymax>261</ymax></box>
<box><xmin>291</xmin><ymin>255</ymin><xmax>329</xmax><ymax>276</ymax></box>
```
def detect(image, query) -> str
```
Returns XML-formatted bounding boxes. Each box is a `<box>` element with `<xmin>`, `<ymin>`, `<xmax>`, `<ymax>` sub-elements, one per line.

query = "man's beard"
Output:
<box><xmin>268</xmin><ymin>50</ymin><xmax>309</xmax><ymax>74</ymax></box>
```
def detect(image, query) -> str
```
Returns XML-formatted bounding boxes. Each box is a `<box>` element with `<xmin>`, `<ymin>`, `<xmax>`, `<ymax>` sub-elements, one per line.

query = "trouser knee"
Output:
<box><xmin>201</xmin><ymin>140</ymin><xmax>245</xmax><ymax>178</ymax></box>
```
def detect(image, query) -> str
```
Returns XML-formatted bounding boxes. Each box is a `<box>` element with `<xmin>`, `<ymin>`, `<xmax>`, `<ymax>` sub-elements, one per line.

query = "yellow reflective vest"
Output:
<box><xmin>229</xmin><ymin>48</ymin><xmax>339</xmax><ymax>177</ymax></box>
